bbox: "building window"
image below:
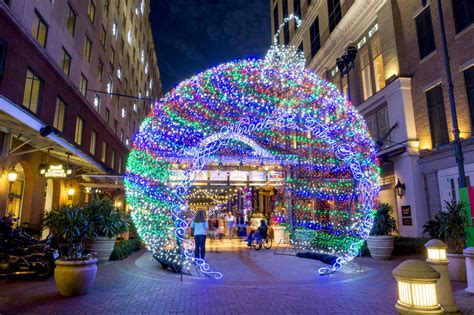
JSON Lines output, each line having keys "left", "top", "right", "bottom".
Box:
{"left": 97, "top": 59, "right": 103, "bottom": 81}
{"left": 0, "top": 40, "right": 6, "bottom": 79}
{"left": 107, "top": 76, "right": 113, "bottom": 94}
{"left": 120, "top": 129, "right": 124, "bottom": 142}
{"left": 359, "top": 34, "right": 385, "bottom": 100}
{"left": 464, "top": 66, "right": 474, "bottom": 134}
{"left": 426, "top": 85, "right": 449, "bottom": 147}
{"left": 105, "top": 107, "right": 110, "bottom": 124}
{"left": 111, "top": 150, "right": 115, "bottom": 169}
{"left": 83, "top": 36, "right": 92, "bottom": 62}
{"left": 104, "top": 0, "right": 110, "bottom": 17}
{"left": 53, "top": 97, "right": 66, "bottom": 132}
{"left": 79, "top": 74, "right": 88, "bottom": 97}
{"left": 360, "top": 47, "right": 372, "bottom": 100}
{"left": 453, "top": 0, "right": 474, "bottom": 33}
{"left": 415, "top": 7, "right": 436, "bottom": 59}
{"left": 88, "top": 0, "right": 96, "bottom": 24}
{"left": 118, "top": 157, "right": 122, "bottom": 174}
{"left": 74, "top": 116, "right": 84, "bottom": 145}
{"left": 66, "top": 4, "right": 76, "bottom": 36}
{"left": 22, "top": 69, "right": 42, "bottom": 113}
{"left": 31, "top": 10, "right": 48, "bottom": 47}
{"left": 90, "top": 130, "right": 97, "bottom": 155}
{"left": 371, "top": 35, "right": 385, "bottom": 93}
{"left": 61, "top": 48, "right": 71, "bottom": 77}
{"left": 309, "top": 17, "right": 320, "bottom": 58}
{"left": 100, "top": 25, "right": 106, "bottom": 46}
{"left": 110, "top": 48, "right": 115, "bottom": 66}
{"left": 113, "top": 119, "right": 118, "bottom": 133}
{"left": 112, "top": 17, "right": 118, "bottom": 39}
{"left": 101, "top": 141, "right": 107, "bottom": 163}
{"left": 327, "top": 0, "right": 341, "bottom": 33}
{"left": 365, "top": 105, "right": 390, "bottom": 149}
{"left": 94, "top": 93, "right": 101, "bottom": 112}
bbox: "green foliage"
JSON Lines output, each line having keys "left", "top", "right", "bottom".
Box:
{"left": 423, "top": 200, "right": 468, "bottom": 254}
{"left": 83, "top": 197, "right": 130, "bottom": 239}
{"left": 392, "top": 237, "right": 430, "bottom": 256}
{"left": 110, "top": 238, "right": 142, "bottom": 260}
{"left": 370, "top": 203, "right": 398, "bottom": 236}
{"left": 43, "top": 205, "right": 93, "bottom": 259}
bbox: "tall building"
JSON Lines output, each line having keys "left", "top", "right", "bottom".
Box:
{"left": 270, "top": 0, "right": 474, "bottom": 236}
{"left": 0, "top": 0, "right": 162, "bottom": 228}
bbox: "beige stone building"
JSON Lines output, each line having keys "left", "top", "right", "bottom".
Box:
{"left": 0, "top": 0, "right": 162, "bottom": 228}
{"left": 270, "top": 0, "right": 474, "bottom": 236}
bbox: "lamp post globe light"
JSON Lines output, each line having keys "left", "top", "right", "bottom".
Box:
{"left": 425, "top": 239, "right": 458, "bottom": 312}
{"left": 392, "top": 260, "right": 443, "bottom": 314}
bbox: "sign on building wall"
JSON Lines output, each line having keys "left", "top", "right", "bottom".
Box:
{"left": 38, "top": 164, "right": 73, "bottom": 178}
{"left": 401, "top": 205, "right": 412, "bottom": 226}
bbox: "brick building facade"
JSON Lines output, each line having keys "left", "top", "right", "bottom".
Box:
{"left": 0, "top": 0, "right": 162, "bottom": 228}
{"left": 270, "top": 0, "right": 474, "bottom": 236}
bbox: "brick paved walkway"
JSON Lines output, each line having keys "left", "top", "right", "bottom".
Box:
{"left": 0, "top": 239, "right": 472, "bottom": 314}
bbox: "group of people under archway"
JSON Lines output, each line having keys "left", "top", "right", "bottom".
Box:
{"left": 190, "top": 210, "right": 268, "bottom": 260}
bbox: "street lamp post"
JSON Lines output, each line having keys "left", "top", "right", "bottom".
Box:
{"left": 422, "top": 0, "right": 466, "bottom": 187}
{"left": 336, "top": 46, "right": 357, "bottom": 102}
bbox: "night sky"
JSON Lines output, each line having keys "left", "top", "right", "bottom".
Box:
{"left": 150, "top": 0, "right": 271, "bottom": 94}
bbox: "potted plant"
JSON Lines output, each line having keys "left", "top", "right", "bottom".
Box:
{"left": 43, "top": 205, "right": 97, "bottom": 296}
{"left": 423, "top": 200, "right": 468, "bottom": 281}
{"left": 84, "top": 197, "right": 129, "bottom": 263}
{"left": 367, "top": 203, "right": 398, "bottom": 260}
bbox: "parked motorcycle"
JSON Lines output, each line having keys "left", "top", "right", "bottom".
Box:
{"left": 0, "top": 216, "right": 58, "bottom": 280}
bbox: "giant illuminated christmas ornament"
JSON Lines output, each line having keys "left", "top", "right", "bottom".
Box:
{"left": 125, "top": 15, "right": 380, "bottom": 278}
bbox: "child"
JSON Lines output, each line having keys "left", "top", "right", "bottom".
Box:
{"left": 217, "top": 223, "right": 225, "bottom": 241}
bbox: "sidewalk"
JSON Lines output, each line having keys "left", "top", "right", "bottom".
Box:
{"left": 0, "top": 240, "right": 472, "bottom": 314}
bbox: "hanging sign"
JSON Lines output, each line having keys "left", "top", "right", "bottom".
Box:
{"left": 229, "top": 171, "right": 247, "bottom": 181}
{"left": 268, "top": 171, "right": 284, "bottom": 182}
{"left": 38, "top": 164, "right": 73, "bottom": 178}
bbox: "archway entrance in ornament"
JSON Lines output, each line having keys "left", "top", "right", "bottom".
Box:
{"left": 125, "top": 59, "right": 380, "bottom": 280}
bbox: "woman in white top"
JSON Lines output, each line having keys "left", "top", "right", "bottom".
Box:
{"left": 191, "top": 210, "right": 208, "bottom": 260}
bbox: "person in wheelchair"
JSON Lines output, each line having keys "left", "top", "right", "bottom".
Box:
{"left": 247, "top": 220, "right": 268, "bottom": 247}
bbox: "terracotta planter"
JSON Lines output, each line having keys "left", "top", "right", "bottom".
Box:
{"left": 447, "top": 253, "right": 467, "bottom": 281}
{"left": 367, "top": 235, "right": 394, "bottom": 260}
{"left": 54, "top": 258, "right": 97, "bottom": 296}
{"left": 86, "top": 236, "right": 116, "bottom": 263}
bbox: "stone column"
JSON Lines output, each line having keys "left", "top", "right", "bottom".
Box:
{"left": 464, "top": 247, "right": 474, "bottom": 294}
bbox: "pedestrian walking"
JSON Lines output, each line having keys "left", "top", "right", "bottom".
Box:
{"left": 191, "top": 210, "right": 208, "bottom": 260}
{"left": 225, "top": 212, "right": 236, "bottom": 240}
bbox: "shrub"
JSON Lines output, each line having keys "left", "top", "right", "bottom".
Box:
{"left": 110, "top": 238, "right": 142, "bottom": 261}
{"left": 423, "top": 201, "right": 468, "bottom": 254}
{"left": 370, "top": 203, "right": 398, "bottom": 236}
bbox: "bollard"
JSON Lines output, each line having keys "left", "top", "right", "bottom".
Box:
{"left": 464, "top": 247, "right": 474, "bottom": 294}
{"left": 392, "top": 260, "right": 443, "bottom": 314}
{"left": 425, "top": 239, "right": 458, "bottom": 313}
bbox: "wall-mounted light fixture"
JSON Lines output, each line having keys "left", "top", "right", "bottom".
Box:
{"left": 395, "top": 178, "right": 406, "bottom": 199}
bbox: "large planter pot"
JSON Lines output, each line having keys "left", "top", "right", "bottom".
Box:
{"left": 272, "top": 226, "right": 286, "bottom": 244}
{"left": 367, "top": 235, "right": 395, "bottom": 260}
{"left": 86, "top": 236, "right": 116, "bottom": 263}
{"left": 54, "top": 258, "right": 97, "bottom": 296}
{"left": 447, "top": 253, "right": 467, "bottom": 281}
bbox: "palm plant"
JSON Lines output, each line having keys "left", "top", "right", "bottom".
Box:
{"left": 43, "top": 205, "right": 93, "bottom": 259}
{"left": 370, "top": 203, "right": 398, "bottom": 236}
{"left": 83, "top": 197, "right": 129, "bottom": 239}
{"left": 423, "top": 200, "right": 468, "bottom": 254}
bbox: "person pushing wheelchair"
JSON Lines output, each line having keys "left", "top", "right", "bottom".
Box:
{"left": 247, "top": 219, "right": 268, "bottom": 247}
